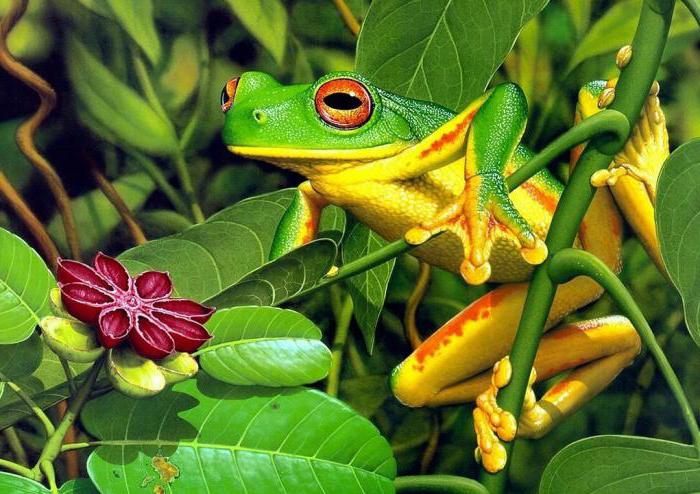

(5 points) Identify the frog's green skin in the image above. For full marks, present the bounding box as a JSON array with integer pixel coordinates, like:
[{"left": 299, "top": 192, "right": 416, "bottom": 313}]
[{"left": 221, "top": 71, "right": 667, "bottom": 473}]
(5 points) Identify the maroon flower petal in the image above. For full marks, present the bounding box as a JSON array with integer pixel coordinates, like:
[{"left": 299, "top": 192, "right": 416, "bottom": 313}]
[
  {"left": 130, "top": 316, "right": 175, "bottom": 359},
  {"left": 56, "top": 258, "right": 111, "bottom": 289},
  {"left": 93, "top": 253, "right": 130, "bottom": 291},
  {"left": 135, "top": 271, "right": 172, "bottom": 300},
  {"left": 60, "top": 283, "right": 114, "bottom": 324},
  {"left": 152, "top": 299, "right": 215, "bottom": 323},
  {"left": 153, "top": 312, "right": 211, "bottom": 352},
  {"left": 98, "top": 308, "right": 131, "bottom": 348}
]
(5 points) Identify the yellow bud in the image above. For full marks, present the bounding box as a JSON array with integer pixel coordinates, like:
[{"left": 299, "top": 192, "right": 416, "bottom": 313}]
[
  {"left": 156, "top": 352, "right": 198, "bottom": 385},
  {"left": 39, "top": 316, "right": 104, "bottom": 363},
  {"left": 107, "top": 347, "right": 166, "bottom": 398}
]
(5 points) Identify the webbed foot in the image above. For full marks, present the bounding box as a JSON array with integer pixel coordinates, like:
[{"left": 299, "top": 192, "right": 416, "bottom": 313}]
[
  {"left": 405, "top": 173, "right": 547, "bottom": 285},
  {"left": 473, "top": 357, "right": 538, "bottom": 473}
]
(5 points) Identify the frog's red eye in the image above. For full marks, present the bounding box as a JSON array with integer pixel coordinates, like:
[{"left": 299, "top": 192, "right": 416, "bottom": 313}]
[
  {"left": 221, "top": 77, "right": 239, "bottom": 113},
  {"left": 315, "top": 78, "right": 373, "bottom": 129}
]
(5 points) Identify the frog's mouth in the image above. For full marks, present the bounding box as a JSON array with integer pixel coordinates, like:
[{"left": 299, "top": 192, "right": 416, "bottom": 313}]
[{"left": 227, "top": 142, "right": 409, "bottom": 163}]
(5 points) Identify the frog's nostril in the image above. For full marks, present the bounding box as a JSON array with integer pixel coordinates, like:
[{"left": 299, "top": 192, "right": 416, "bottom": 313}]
[{"left": 253, "top": 110, "right": 268, "bottom": 124}]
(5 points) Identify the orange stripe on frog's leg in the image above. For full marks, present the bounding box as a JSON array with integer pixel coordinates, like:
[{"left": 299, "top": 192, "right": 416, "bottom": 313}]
[
  {"left": 419, "top": 110, "right": 477, "bottom": 159},
  {"left": 391, "top": 284, "right": 528, "bottom": 407}
]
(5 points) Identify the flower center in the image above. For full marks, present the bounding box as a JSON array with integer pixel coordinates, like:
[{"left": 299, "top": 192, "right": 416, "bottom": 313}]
[{"left": 126, "top": 296, "right": 140, "bottom": 308}]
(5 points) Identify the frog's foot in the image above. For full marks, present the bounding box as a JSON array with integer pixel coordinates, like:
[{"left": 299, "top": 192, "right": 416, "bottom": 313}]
[
  {"left": 405, "top": 174, "right": 547, "bottom": 285},
  {"left": 591, "top": 163, "right": 657, "bottom": 203},
  {"left": 473, "top": 357, "right": 537, "bottom": 473}
]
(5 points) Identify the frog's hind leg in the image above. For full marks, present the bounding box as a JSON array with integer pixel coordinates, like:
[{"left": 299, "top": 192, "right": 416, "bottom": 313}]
[{"left": 473, "top": 316, "right": 640, "bottom": 472}]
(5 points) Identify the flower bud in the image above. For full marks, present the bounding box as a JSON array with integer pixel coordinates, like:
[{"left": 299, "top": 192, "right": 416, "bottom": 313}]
[
  {"left": 49, "top": 287, "right": 74, "bottom": 319},
  {"left": 107, "top": 347, "right": 166, "bottom": 398},
  {"left": 156, "top": 352, "right": 198, "bottom": 385},
  {"left": 39, "top": 316, "right": 104, "bottom": 363}
]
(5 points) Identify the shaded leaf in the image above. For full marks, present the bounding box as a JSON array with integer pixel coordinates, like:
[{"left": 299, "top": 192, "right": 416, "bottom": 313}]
[
  {"left": 58, "top": 479, "right": 99, "bottom": 494},
  {"left": 540, "top": 435, "right": 700, "bottom": 493},
  {"left": 158, "top": 35, "right": 200, "bottom": 111},
  {"left": 340, "top": 375, "right": 390, "bottom": 417},
  {"left": 342, "top": 223, "right": 395, "bottom": 353},
  {"left": 198, "top": 306, "right": 331, "bottom": 386},
  {"left": 0, "top": 473, "right": 98, "bottom": 493},
  {"left": 356, "top": 0, "right": 547, "bottom": 111},
  {"left": 105, "top": 0, "right": 161, "bottom": 64},
  {"left": 566, "top": 0, "right": 697, "bottom": 73},
  {"left": 121, "top": 190, "right": 339, "bottom": 304},
  {"left": 0, "top": 227, "right": 54, "bottom": 344},
  {"left": 48, "top": 173, "right": 155, "bottom": 255},
  {"left": 206, "top": 239, "right": 337, "bottom": 308},
  {"left": 657, "top": 139, "right": 700, "bottom": 346},
  {"left": 66, "top": 37, "right": 178, "bottom": 156},
  {"left": 83, "top": 376, "right": 396, "bottom": 493},
  {"left": 224, "top": 0, "right": 288, "bottom": 64}
]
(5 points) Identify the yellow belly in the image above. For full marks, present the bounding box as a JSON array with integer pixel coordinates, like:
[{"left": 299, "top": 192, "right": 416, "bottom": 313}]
[{"left": 311, "top": 160, "right": 558, "bottom": 283}]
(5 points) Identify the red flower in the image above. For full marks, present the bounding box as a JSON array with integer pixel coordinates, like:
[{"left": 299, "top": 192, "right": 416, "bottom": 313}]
[{"left": 57, "top": 253, "right": 214, "bottom": 359}]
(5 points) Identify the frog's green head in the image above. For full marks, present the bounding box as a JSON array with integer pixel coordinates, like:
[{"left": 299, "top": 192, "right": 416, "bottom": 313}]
[{"left": 221, "top": 71, "right": 454, "bottom": 176}]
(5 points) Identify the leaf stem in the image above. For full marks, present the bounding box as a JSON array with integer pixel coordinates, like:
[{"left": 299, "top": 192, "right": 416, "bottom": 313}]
[
  {"left": 32, "top": 357, "right": 104, "bottom": 481},
  {"left": 0, "top": 458, "right": 34, "bottom": 478},
  {"left": 548, "top": 248, "right": 700, "bottom": 451},
  {"left": 129, "top": 151, "right": 191, "bottom": 217},
  {"left": 3, "top": 427, "right": 28, "bottom": 466},
  {"left": 132, "top": 51, "right": 170, "bottom": 125},
  {"left": 480, "top": 1, "right": 675, "bottom": 491},
  {"left": 394, "top": 475, "right": 489, "bottom": 494},
  {"left": 681, "top": 0, "right": 700, "bottom": 25},
  {"left": 40, "top": 460, "right": 58, "bottom": 494},
  {"left": 326, "top": 288, "right": 353, "bottom": 397},
  {"left": 331, "top": 0, "right": 361, "bottom": 36},
  {"left": 0, "top": 372, "right": 55, "bottom": 437},
  {"left": 172, "top": 151, "right": 205, "bottom": 223}
]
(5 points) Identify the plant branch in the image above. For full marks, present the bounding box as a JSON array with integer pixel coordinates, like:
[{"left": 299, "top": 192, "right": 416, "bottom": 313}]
[
  {"left": 129, "top": 151, "right": 191, "bottom": 217},
  {"left": 480, "top": 1, "right": 674, "bottom": 491},
  {"left": 0, "top": 0, "right": 81, "bottom": 260},
  {"left": 326, "top": 287, "right": 353, "bottom": 397},
  {"left": 331, "top": 0, "right": 361, "bottom": 36},
  {"left": 549, "top": 248, "right": 700, "bottom": 450},
  {"left": 394, "top": 475, "right": 489, "bottom": 494},
  {"left": 86, "top": 156, "right": 147, "bottom": 245},
  {"left": 0, "top": 458, "right": 34, "bottom": 478},
  {"left": 0, "top": 171, "right": 59, "bottom": 267},
  {"left": 172, "top": 152, "right": 205, "bottom": 223},
  {"left": 0, "top": 372, "right": 55, "bottom": 437},
  {"left": 506, "top": 110, "right": 629, "bottom": 191},
  {"left": 3, "top": 427, "right": 28, "bottom": 467}
]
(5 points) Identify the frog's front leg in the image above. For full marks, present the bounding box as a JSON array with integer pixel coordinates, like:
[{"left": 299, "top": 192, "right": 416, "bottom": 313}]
[
  {"left": 270, "top": 181, "right": 328, "bottom": 259},
  {"left": 405, "top": 83, "right": 547, "bottom": 285}
]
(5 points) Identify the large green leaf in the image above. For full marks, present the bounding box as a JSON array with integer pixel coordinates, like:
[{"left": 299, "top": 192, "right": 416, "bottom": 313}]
[
  {"left": 566, "top": 0, "right": 697, "bottom": 73},
  {"left": 0, "top": 334, "right": 91, "bottom": 429},
  {"left": 0, "top": 228, "right": 54, "bottom": 344},
  {"left": 656, "top": 139, "right": 700, "bottom": 346},
  {"left": 105, "top": 0, "right": 161, "bottom": 64},
  {"left": 0, "top": 473, "right": 98, "bottom": 493},
  {"left": 66, "top": 37, "right": 178, "bottom": 157},
  {"left": 198, "top": 306, "right": 330, "bottom": 386},
  {"left": 540, "top": 435, "right": 700, "bottom": 493},
  {"left": 48, "top": 173, "right": 155, "bottom": 255},
  {"left": 342, "top": 223, "right": 395, "bottom": 353},
  {"left": 120, "top": 190, "right": 340, "bottom": 303},
  {"left": 224, "top": 0, "right": 288, "bottom": 64},
  {"left": 83, "top": 376, "right": 396, "bottom": 493},
  {"left": 355, "top": 0, "right": 548, "bottom": 111}
]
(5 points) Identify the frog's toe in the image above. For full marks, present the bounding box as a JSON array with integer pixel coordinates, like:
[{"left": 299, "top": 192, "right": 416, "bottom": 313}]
[{"left": 460, "top": 259, "right": 491, "bottom": 286}]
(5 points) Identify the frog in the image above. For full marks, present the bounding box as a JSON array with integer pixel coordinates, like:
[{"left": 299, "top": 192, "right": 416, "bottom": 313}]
[{"left": 220, "top": 70, "right": 667, "bottom": 473}]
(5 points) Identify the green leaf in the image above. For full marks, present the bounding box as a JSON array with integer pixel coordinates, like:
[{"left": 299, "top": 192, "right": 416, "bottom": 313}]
[
  {"left": 48, "top": 173, "right": 155, "bottom": 255},
  {"left": 342, "top": 223, "right": 395, "bottom": 353},
  {"left": 657, "top": 139, "right": 700, "bottom": 346},
  {"left": 0, "top": 227, "right": 54, "bottom": 344},
  {"left": 104, "top": 0, "right": 161, "bottom": 64},
  {"left": 340, "top": 375, "right": 390, "bottom": 418},
  {"left": 0, "top": 335, "right": 91, "bottom": 429},
  {"left": 66, "top": 37, "right": 178, "bottom": 156},
  {"left": 198, "top": 306, "right": 331, "bottom": 386},
  {"left": 540, "top": 435, "right": 700, "bottom": 493},
  {"left": 566, "top": 0, "right": 697, "bottom": 73},
  {"left": 206, "top": 239, "right": 337, "bottom": 308},
  {"left": 83, "top": 376, "right": 396, "bottom": 493},
  {"left": 224, "top": 0, "right": 288, "bottom": 64},
  {"left": 120, "top": 190, "right": 339, "bottom": 303},
  {"left": 355, "top": 0, "right": 548, "bottom": 111},
  {"left": 0, "top": 473, "right": 98, "bottom": 493}
]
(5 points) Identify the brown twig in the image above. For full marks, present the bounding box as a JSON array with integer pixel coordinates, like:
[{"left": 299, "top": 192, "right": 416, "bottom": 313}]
[
  {"left": 404, "top": 262, "right": 430, "bottom": 350},
  {"left": 420, "top": 412, "right": 441, "bottom": 474},
  {"left": 0, "top": 171, "right": 59, "bottom": 268},
  {"left": 86, "top": 157, "right": 147, "bottom": 246},
  {"left": 331, "top": 0, "right": 361, "bottom": 36},
  {"left": 0, "top": 0, "right": 81, "bottom": 260}
]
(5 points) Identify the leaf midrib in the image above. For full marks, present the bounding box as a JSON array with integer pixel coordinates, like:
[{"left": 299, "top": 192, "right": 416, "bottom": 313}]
[
  {"left": 90, "top": 439, "right": 390, "bottom": 477},
  {"left": 194, "top": 337, "right": 321, "bottom": 355}
]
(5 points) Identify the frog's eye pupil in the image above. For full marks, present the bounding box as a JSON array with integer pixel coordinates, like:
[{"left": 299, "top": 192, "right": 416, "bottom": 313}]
[
  {"left": 220, "top": 88, "right": 229, "bottom": 108},
  {"left": 221, "top": 77, "right": 239, "bottom": 113},
  {"left": 323, "top": 92, "right": 363, "bottom": 111},
  {"left": 315, "top": 78, "right": 373, "bottom": 129}
]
